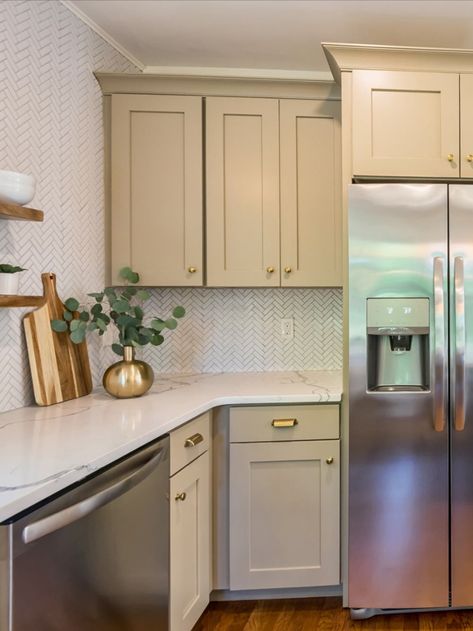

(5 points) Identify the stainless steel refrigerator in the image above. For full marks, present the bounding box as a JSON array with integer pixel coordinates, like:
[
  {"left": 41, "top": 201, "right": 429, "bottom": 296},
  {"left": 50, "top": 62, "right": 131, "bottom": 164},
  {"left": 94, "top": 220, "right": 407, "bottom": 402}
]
[{"left": 348, "top": 183, "right": 473, "bottom": 615}]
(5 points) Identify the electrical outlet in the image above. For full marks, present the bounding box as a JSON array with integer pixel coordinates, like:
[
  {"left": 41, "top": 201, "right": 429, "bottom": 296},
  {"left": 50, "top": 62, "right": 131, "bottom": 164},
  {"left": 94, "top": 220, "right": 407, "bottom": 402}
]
[{"left": 280, "top": 318, "right": 294, "bottom": 339}]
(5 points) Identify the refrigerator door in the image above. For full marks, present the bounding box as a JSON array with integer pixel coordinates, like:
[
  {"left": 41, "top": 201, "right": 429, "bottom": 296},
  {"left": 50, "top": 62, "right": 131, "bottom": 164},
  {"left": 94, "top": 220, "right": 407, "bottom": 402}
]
[
  {"left": 348, "top": 184, "right": 449, "bottom": 609},
  {"left": 449, "top": 185, "right": 473, "bottom": 607}
]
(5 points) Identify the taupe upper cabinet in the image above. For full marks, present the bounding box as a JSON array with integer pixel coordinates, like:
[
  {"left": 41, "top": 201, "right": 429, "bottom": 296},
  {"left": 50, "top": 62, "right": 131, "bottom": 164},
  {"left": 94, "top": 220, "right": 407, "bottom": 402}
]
[
  {"left": 352, "top": 70, "right": 460, "bottom": 178},
  {"left": 280, "top": 100, "right": 341, "bottom": 287},
  {"left": 111, "top": 95, "right": 203, "bottom": 286},
  {"left": 206, "top": 97, "right": 280, "bottom": 287},
  {"left": 206, "top": 97, "right": 342, "bottom": 287},
  {"left": 460, "top": 74, "right": 473, "bottom": 178}
]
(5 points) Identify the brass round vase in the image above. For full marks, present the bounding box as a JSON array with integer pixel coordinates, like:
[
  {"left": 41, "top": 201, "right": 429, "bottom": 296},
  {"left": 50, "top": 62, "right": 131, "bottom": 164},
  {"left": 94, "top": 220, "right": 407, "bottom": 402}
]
[{"left": 102, "top": 346, "right": 154, "bottom": 398}]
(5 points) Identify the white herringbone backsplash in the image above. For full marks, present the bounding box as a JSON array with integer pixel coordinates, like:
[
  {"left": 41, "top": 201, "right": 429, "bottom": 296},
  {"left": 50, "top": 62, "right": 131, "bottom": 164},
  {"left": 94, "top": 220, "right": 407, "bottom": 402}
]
[
  {"left": 0, "top": 0, "right": 137, "bottom": 412},
  {"left": 101, "top": 287, "right": 343, "bottom": 375},
  {"left": 0, "top": 1, "right": 343, "bottom": 414}
]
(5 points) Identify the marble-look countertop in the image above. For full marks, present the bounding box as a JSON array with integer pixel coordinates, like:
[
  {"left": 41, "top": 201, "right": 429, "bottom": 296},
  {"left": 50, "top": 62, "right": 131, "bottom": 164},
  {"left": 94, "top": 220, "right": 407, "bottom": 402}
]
[{"left": 0, "top": 370, "right": 342, "bottom": 522}]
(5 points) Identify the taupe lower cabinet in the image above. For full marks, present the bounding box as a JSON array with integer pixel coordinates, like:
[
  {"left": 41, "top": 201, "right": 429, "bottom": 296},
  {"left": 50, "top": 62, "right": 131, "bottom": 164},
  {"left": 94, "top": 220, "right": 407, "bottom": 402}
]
[
  {"left": 170, "top": 413, "right": 211, "bottom": 631},
  {"left": 110, "top": 95, "right": 203, "bottom": 286},
  {"left": 228, "top": 405, "right": 340, "bottom": 590},
  {"left": 352, "top": 70, "right": 473, "bottom": 179},
  {"left": 206, "top": 97, "right": 342, "bottom": 287}
]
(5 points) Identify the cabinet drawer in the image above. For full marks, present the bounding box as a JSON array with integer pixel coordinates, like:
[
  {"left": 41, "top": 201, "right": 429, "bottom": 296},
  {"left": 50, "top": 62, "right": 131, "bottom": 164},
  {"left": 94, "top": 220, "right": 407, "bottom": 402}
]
[
  {"left": 170, "top": 412, "right": 210, "bottom": 476},
  {"left": 229, "top": 405, "right": 339, "bottom": 442}
]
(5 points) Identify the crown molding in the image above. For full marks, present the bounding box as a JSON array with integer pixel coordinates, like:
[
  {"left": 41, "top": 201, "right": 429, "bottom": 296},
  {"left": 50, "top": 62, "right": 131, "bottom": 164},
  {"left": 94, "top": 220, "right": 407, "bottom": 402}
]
[
  {"left": 322, "top": 42, "right": 473, "bottom": 84},
  {"left": 94, "top": 72, "right": 340, "bottom": 100},
  {"left": 142, "top": 65, "right": 334, "bottom": 82},
  {"left": 60, "top": 1, "right": 145, "bottom": 71}
]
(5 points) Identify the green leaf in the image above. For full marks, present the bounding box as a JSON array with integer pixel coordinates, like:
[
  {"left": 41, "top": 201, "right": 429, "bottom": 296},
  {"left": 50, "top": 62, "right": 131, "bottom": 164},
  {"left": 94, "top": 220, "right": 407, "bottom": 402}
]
[
  {"left": 91, "top": 303, "right": 103, "bottom": 316},
  {"left": 51, "top": 319, "right": 68, "bottom": 333},
  {"left": 87, "top": 322, "right": 98, "bottom": 331},
  {"left": 125, "top": 326, "right": 139, "bottom": 342},
  {"left": 173, "top": 306, "right": 186, "bottom": 319},
  {"left": 136, "top": 289, "right": 150, "bottom": 301},
  {"left": 133, "top": 305, "right": 144, "bottom": 320},
  {"left": 96, "top": 318, "right": 107, "bottom": 332},
  {"left": 116, "top": 314, "right": 134, "bottom": 328},
  {"left": 95, "top": 312, "right": 110, "bottom": 324},
  {"left": 151, "top": 333, "right": 164, "bottom": 346},
  {"left": 111, "top": 299, "right": 129, "bottom": 314},
  {"left": 87, "top": 292, "right": 104, "bottom": 303},
  {"left": 0, "top": 264, "right": 26, "bottom": 273},
  {"left": 119, "top": 267, "right": 140, "bottom": 284},
  {"left": 150, "top": 318, "right": 166, "bottom": 332},
  {"left": 121, "top": 286, "right": 137, "bottom": 299},
  {"left": 70, "top": 320, "right": 80, "bottom": 332},
  {"left": 137, "top": 334, "right": 149, "bottom": 346},
  {"left": 112, "top": 343, "right": 124, "bottom": 356},
  {"left": 79, "top": 310, "right": 89, "bottom": 322},
  {"left": 63, "top": 309, "right": 73, "bottom": 322},
  {"left": 165, "top": 318, "right": 178, "bottom": 330},
  {"left": 104, "top": 287, "right": 117, "bottom": 303},
  {"left": 70, "top": 329, "right": 86, "bottom": 344},
  {"left": 64, "top": 297, "right": 79, "bottom": 312},
  {"left": 139, "top": 327, "right": 155, "bottom": 339}
]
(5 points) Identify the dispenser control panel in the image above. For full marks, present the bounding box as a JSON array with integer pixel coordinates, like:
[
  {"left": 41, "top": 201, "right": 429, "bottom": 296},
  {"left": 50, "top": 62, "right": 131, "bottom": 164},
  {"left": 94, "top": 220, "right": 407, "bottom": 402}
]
[{"left": 367, "top": 298, "right": 429, "bottom": 332}]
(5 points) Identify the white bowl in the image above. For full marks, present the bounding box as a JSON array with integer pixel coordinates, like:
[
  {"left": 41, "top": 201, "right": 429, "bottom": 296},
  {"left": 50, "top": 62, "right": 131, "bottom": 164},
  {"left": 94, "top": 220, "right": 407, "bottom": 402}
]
[{"left": 0, "top": 170, "right": 36, "bottom": 206}]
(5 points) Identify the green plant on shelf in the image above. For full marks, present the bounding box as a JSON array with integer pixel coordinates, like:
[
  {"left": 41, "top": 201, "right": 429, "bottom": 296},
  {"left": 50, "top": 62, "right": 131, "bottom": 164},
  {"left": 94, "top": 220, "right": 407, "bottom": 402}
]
[
  {"left": 0, "top": 264, "right": 26, "bottom": 273},
  {"left": 51, "top": 267, "right": 186, "bottom": 356}
]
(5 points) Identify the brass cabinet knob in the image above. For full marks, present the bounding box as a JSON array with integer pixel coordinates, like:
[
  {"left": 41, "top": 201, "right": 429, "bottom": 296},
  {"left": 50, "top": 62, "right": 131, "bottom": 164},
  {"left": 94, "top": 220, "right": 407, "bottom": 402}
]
[
  {"left": 467, "top": 154, "right": 473, "bottom": 162},
  {"left": 266, "top": 266, "right": 275, "bottom": 273},
  {"left": 175, "top": 492, "right": 187, "bottom": 501},
  {"left": 326, "top": 457, "right": 334, "bottom": 465},
  {"left": 448, "top": 154, "right": 455, "bottom": 162},
  {"left": 284, "top": 267, "right": 292, "bottom": 274},
  {"left": 188, "top": 266, "right": 197, "bottom": 273}
]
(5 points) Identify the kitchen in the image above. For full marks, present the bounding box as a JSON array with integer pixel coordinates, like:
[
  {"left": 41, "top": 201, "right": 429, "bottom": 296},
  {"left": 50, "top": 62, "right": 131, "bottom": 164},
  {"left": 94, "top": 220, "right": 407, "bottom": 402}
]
[{"left": 1, "top": 0, "right": 473, "bottom": 629}]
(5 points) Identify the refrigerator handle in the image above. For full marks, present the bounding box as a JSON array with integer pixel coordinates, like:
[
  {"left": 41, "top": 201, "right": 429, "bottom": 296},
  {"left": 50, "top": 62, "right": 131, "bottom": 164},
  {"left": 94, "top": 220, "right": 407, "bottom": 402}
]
[
  {"left": 433, "top": 257, "right": 447, "bottom": 432},
  {"left": 22, "top": 446, "right": 165, "bottom": 544},
  {"left": 454, "top": 256, "right": 466, "bottom": 431}
]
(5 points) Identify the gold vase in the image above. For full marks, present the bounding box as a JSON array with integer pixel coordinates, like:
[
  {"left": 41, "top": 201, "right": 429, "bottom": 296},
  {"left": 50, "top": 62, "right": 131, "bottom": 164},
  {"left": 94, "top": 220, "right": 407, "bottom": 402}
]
[{"left": 102, "top": 346, "right": 154, "bottom": 398}]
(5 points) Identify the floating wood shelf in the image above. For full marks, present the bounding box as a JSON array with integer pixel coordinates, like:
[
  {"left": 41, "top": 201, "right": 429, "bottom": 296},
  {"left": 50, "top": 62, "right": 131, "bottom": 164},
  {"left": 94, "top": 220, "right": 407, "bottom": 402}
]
[
  {"left": 0, "top": 202, "right": 43, "bottom": 222},
  {"left": 0, "top": 295, "right": 44, "bottom": 308}
]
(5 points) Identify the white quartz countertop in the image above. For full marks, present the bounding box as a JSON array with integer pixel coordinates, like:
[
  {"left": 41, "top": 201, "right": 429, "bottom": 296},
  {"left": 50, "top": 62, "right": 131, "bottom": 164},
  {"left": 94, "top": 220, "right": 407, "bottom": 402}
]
[{"left": 0, "top": 370, "right": 341, "bottom": 522}]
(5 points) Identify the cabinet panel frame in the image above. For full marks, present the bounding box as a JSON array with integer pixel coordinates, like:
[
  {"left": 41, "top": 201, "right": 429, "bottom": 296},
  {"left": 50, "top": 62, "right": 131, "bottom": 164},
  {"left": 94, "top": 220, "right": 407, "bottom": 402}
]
[
  {"left": 352, "top": 70, "right": 460, "bottom": 178},
  {"left": 111, "top": 94, "right": 203, "bottom": 286}
]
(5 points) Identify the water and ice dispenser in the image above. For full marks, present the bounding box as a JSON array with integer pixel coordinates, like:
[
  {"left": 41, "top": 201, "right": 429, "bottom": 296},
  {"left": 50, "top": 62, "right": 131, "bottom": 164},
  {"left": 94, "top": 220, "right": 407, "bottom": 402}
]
[{"left": 366, "top": 298, "right": 430, "bottom": 392}]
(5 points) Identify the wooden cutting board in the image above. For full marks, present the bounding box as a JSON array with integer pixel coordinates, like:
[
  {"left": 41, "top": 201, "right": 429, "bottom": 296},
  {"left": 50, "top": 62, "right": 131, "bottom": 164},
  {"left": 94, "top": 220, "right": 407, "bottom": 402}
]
[{"left": 24, "top": 273, "right": 93, "bottom": 406}]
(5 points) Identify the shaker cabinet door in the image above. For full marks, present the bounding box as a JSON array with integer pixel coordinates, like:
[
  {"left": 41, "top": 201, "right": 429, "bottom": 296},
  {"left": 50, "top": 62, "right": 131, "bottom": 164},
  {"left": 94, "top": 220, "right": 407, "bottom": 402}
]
[
  {"left": 229, "top": 440, "right": 340, "bottom": 590},
  {"left": 206, "top": 97, "right": 280, "bottom": 287},
  {"left": 111, "top": 94, "right": 203, "bottom": 286},
  {"left": 352, "top": 70, "right": 460, "bottom": 178},
  {"left": 170, "top": 451, "right": 210, "bottom": 631},
  {"left": 280, "top": 99, "right": 342, "bottom": 287},
  {"left": 460, "top": 74, "right": 473, "bottom": 178}
]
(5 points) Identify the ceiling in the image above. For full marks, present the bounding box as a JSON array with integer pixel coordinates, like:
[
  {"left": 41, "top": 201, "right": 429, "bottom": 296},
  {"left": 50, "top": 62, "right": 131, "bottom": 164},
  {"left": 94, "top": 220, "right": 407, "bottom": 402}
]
[{"left": 65, "top": 0, "right": 473, "bottom": 76}]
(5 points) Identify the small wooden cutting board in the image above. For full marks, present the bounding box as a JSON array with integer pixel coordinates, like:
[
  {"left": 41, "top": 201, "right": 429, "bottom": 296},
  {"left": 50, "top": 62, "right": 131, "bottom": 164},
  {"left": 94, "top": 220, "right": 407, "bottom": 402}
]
[{"left": 24, "top": 273, "right": 93, "bottom": 406}]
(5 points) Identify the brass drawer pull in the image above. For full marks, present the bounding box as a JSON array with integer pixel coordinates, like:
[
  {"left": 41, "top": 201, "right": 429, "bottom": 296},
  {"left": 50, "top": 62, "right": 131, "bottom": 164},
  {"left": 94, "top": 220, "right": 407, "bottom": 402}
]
[
  {"left": 175, "top": 492, "right": 187, "bottom": 501},
  {"left": 184, "top": 433, "right": 204, "bottom": 448},
  {"left": 272, "top": 418, "right": 298, "bottom": 428},
  {"left": 326, "top": 457, "right": 334, "bottom": 465}
]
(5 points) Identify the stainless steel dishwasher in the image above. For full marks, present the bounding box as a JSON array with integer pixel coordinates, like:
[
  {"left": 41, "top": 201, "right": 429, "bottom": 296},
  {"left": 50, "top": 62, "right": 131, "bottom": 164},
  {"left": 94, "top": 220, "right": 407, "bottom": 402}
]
[{"left": 0, "top": 435, "right": 170, "bottom": 631}]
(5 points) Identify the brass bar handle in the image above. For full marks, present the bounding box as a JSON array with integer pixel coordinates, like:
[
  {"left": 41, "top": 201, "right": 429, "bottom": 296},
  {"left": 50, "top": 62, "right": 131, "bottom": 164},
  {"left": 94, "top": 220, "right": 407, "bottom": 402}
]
[
  {"left": 175, "top": 492, "right": 187, "bottom": 501},
  {"left": 454, "top": 256, "right": 466, "bottom": 431},
  {"left": 271, "top": 418, "right": 298, "bottom": 428},
  {"left": 184, "top": 433, "right": 204, "bottom": 448},
  {"left": 433, "top": 257, "right": 447, "bottom": 432}
]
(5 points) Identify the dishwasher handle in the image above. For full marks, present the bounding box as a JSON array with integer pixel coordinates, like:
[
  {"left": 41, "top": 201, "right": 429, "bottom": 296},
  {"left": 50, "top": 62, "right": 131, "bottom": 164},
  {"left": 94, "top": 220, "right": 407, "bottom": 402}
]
[{"left": 22, "top": 446, "right": 165, "bottom": 545}]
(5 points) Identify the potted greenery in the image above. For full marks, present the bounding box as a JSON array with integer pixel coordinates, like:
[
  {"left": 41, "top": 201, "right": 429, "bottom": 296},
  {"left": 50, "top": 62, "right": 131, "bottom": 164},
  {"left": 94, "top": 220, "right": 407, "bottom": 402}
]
[
  {"left": 0, "top": 264, "right": 26, "bottom": 295},
  {"left": 51, "top": 267, "right": 186, "bottom": 398}
]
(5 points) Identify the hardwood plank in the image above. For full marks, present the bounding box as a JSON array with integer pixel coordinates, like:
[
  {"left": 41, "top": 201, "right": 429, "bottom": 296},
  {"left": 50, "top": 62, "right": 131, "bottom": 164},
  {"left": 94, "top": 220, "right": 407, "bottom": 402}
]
[
  {"left": 0, "top": 295, "right": 44, "bottom": 308},
  {"left": 194, "top": 598, "right": 473, "bottom": 631},
  {"left": 0, "top": 201, "right": 43, "bottom": 221}
]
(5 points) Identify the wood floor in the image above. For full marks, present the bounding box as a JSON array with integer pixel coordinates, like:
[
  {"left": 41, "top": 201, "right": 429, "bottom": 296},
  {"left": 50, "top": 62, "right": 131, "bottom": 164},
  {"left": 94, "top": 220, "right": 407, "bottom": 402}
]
[{"left": 194, "top": 597, "right": 473, "bottom": 630}]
